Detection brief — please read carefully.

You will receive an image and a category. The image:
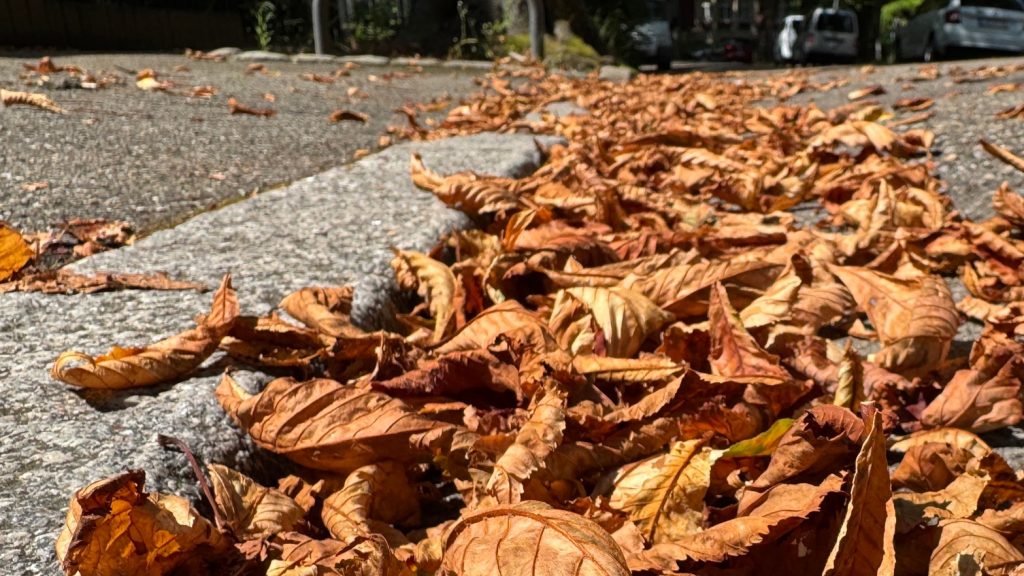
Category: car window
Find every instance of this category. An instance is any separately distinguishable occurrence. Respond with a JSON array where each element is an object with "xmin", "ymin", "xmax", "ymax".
[
  {"xmin": 815, "ymin": 12, "xmax": 855, "ymax": 31},
  {"xmin": 962, "ymin": 0, "xmax": 1024, "ymax": 10}
]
